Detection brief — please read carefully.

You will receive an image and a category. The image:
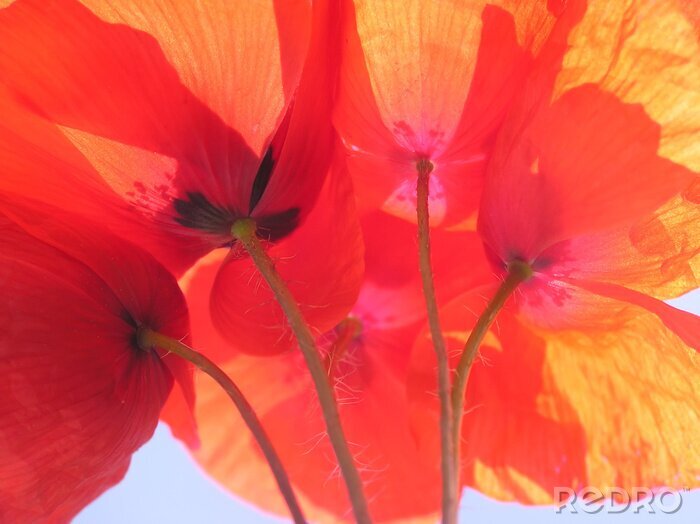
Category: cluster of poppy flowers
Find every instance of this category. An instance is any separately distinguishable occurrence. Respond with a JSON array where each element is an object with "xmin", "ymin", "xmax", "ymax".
[{"xmin": 0, "ymin": 0, "xmax": 699, "ymax": 522}]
